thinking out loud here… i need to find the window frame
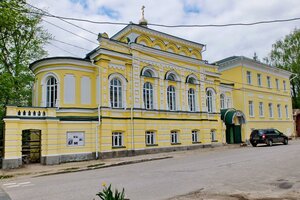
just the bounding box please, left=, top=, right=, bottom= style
left=145, top=131, right=156, bottom=145
left=143, top=82, right=154, bottom=110
left=277, top=104, right=282, bottom=118
left=112, top=132, right=123, bottom=147
left=167, top=85, right=176, bottom=111
left=171, top=130, right=179, bottom=144
left=188, top=88, right=196, bottom=112
left=275, top=78, right=279, bottom=90
left=110, top=78, right=123, bottom=108
left=285, top=105, right=289, bottom=118
left=249, top=100, right=254, bottom=117
left=257, top=73, right=262, bottom=86
left=267, top=76, right=271, bottom=88
left=220, top=94, right=225, bottom=109
left=259, top=102, right=264, bottom=117
left=192, top=130, right=199, bottom=143
left=246, top=71, right=252, bottom=84
left=268, top=103, right=274, bottom=118
left=46, top=76, right=58, bottom=107
left=211, top=130, right=217, bottom=142
left=206, top=88, right=215, bottom=113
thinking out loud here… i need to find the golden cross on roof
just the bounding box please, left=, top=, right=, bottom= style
left=141, top=5, right=145, bottom=18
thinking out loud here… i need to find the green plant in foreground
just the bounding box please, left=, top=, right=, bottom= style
left=96, top=183, right=126, bottom=200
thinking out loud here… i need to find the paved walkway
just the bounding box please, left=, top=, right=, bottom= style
left=0, top=144, right=241, bottom=180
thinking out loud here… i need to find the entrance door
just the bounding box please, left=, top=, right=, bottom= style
left=234, top=125, right=242, bottom=143
left=22, top=130, right=41, bottom=164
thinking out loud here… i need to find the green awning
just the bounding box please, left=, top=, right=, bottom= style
left=221, top=108, right=246, bottom=125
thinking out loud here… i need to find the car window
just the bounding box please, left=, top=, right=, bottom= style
left=274, top=129, right=281, bottom=135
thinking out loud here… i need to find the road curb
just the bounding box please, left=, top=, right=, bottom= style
left=35, top=156, right=173, bottom=177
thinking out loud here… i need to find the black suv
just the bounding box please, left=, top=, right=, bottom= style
left=250, top=129, right=289, bottom=147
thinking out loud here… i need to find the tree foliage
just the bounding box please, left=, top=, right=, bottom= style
left=270, top=28, right=300, bottom=108
left=0, top=0, right=51, bottom=118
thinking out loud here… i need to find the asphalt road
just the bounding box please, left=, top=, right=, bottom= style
left=2, top=141, right=300, bottom=200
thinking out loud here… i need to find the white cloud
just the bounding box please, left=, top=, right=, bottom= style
left=29, top=0, right=300, bottom=62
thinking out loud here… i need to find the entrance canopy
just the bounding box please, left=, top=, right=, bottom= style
left=221, top=108, right=246, bottom=125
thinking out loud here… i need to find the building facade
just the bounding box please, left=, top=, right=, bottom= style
left=217, top=56, right=294, bottom=143
left=1, top=24, right=294, bottom=169
left=2, top=23, right=224, bottom=169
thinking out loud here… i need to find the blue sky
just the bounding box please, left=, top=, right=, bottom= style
left=29, top=0, right=300, bottom=62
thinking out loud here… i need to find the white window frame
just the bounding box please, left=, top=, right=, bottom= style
left=275, top=78, right=279, bottom=90
left=267, top=76, right=271, bottom=88
left=46, top=76, right=58, bottom=107
left=109, top=73, right=126, bottom=109
left=171, top=130, right=179, bottom=144
left=188, top=88, right=196, bottom=112
left=226, top=97, right=232, bottom=108
left=257, top=74, right=262, bottom=86
left=247, top=71, right=252, bottom=84
left=110, top=78, right=123, bottom=108
left=269, top=103, right=273, bottom=118
left=143, top=82, right=154, bottom=110
left=277, top=104, right=282, bottom=118
left=112, top=132, right=123, bottom=147
left=192, top=130, right=199, bottom=143
left=283, top=80, right=287, bottom=91
left=249, top=101, right=254, bottom=117
left=145, top=131, right=155, bottom=145
left=206, top=88, right=216, bottom=113
left=259, top=102, right=264, bottom=117
left=42, top=72, right=60, bottom=108
left=167, top=85, right=176, bottom=111
left=211, top=130, right=217, bottom=142
left=220, top=93, right=225, bottom=109
left=285, top=105, right=289, bottom=118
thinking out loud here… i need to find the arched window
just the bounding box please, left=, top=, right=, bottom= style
left=167, top=73, right=176, bottom=81
left=167, top=85, right=176, bottom=111
left=143, top=69, right=153, bottom=78
left=220, top=94, right=225, bottom=109
left=188, top=88, right=195, bottom=112
left=110, top=78, right=122, bottom=108
left=187, top=77, right=196, bottom=84
left=46, top=77, right=57, bottom=107
left=206, top=89, right=215, bottom=113
left=143, top=82, right=153, bottom=109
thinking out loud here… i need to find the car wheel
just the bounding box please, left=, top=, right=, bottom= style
left=267, top=139, right=273, bottom=146
left=283, top=138, right=288, bottom=145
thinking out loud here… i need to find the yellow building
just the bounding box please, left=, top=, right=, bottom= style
left=217, top=56, right=294, bottom=143
left=1, top=16, right=294, bottom=168
left=2, top=21, right=224, bottom=169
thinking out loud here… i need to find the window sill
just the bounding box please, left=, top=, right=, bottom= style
left=146, top=144, right=158, bottom=147
left=171, top=142, right=181, bottom=145
left=192, top=142, right=202, bottom=144
left=211, top=140, right=218, bottom=143
left=112, top=146, right=126, bottom=149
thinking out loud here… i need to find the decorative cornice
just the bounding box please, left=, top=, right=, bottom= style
left=111, top=24, right=205, bottom=50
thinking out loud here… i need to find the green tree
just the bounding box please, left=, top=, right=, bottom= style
left=270, top=28, right=300, bottom=108
left=0, top=0, right=51, bottom=118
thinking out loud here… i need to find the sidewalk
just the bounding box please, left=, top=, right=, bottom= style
left=0, top=144, right=242, bottom=180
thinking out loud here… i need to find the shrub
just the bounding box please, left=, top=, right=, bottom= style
left=96, top=183, right=126, bottom=200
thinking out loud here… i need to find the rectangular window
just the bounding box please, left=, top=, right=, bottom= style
left=211, top=130, right=217, bottom=142
left=277, top=104, right=282, bottom=118
left=257, top=74, right=262, bottom=86
left=145, top=131, right=155, bottom=145
left=275, top=79, right=279, bottom=90
left=249, top=101, right=254, bottom=117
left=227, top=98, right=232, bottom=108
left=285, top=105, right=289, bottom=118
left=267, top=76, right=271, bottom=88
left=112, top=132, right=123, bottom=147
left=171, top=131, right=179, bottom=144
left=192, top=130, right=199, bottom=143
left=247, top=71, right=252, bottom=84
left=67, top=132, right=84, bottom=146
left=283, top=80, right=287, bottom=91
left=259, top=102, right=264, bottom=117
left=269, top=103, right=273, bottom=118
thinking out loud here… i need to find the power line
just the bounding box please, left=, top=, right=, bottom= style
left=25, top=2, right=98, bottom=36
left=43, top=19, right=97, bottom=45
left=4, top=4, right=300, bottom=28
left=48, top=43, right=80, bottom=57
left=52, top=38, right=91, bottom=51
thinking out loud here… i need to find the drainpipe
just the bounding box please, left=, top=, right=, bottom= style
left=131, top=53, right=135, bottom=151
left=91, top=59, right=101, bottom=159
left=241, top=58, right=247, bottom=142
